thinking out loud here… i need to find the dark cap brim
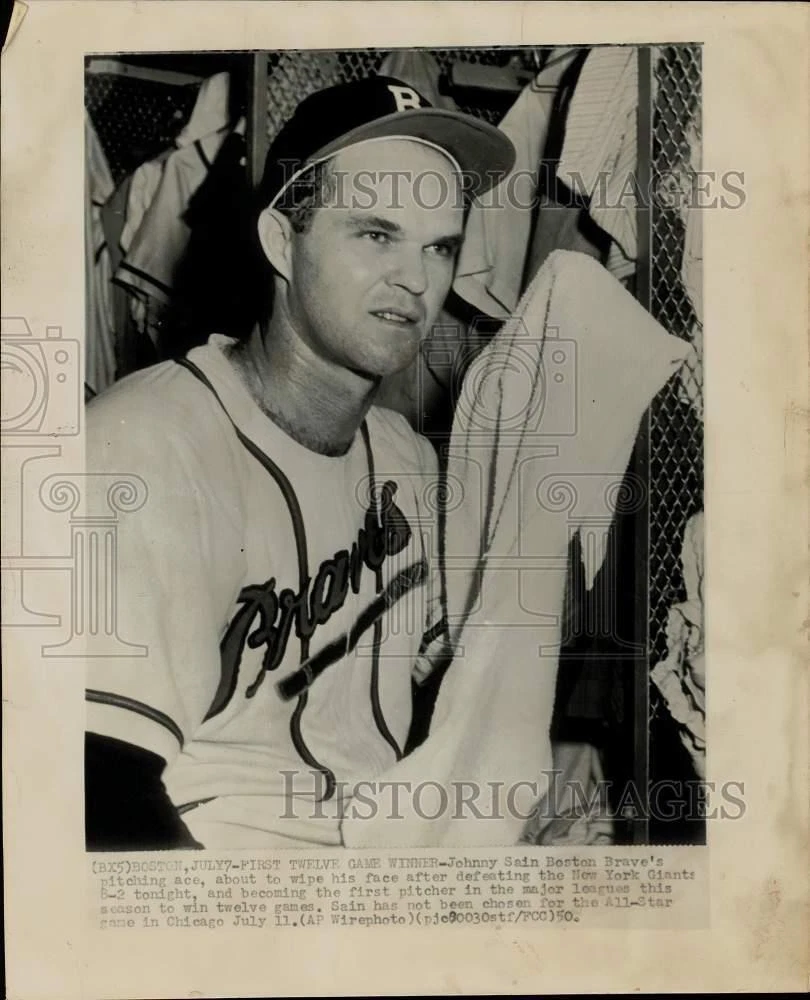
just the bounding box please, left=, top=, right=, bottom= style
left=309, top=108, right=516, bottom=198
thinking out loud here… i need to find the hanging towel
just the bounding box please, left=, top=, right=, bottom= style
left=340, top=251, right=692, bottom=847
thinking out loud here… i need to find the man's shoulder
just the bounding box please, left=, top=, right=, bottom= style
left=86, top=354, right=232, bottom=468
left=367, top=405, right=438, bottom=476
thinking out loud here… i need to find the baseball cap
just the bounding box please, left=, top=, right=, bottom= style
left=258, top=75, right=516, bottom=211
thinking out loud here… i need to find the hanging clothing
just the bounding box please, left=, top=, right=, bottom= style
left=522, top=48, right=611, bottom=289
left=118, top=155, right=172, bottom=347
left=452, top=48, right=584, bottom=319
left=175, top=71, right=231, bottom=147
left=114, top=118, right=246, bottom=350
left=120, top=71, right=234, bottom=254
left=113, top=73, right=239, bottom=353
left=158, top=127, right=261, bottom=356
left=119, top=155, right=170, bottom=257
left=340, top=251, right=691, bottom=848
left=557, top=47, right=639, bottom=281
left=523, top=191, right=609, bottom=291
left=100, top=174, right=159, bottom=381
left=651, top=510, right=705, bottom=776
left=85, top=113, right=116, bottom=396
left=378, top=49, right=457, bottom=110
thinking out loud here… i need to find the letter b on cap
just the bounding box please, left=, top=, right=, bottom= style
left=387, top=85, right=422, bottom=111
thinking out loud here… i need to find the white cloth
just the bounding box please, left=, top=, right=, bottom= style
left=453, top=48, right=582, bottom=319
left=175, top=71, right=231, bottom=147
left=522, top=741, right=614, bottom=845
left=85, top=113, right=116, bottom=395
left=341, top=251, right=692, bottom=847
left=120, top=157, right=166, bottom=255
left=558, top=47, right=638, bottom=281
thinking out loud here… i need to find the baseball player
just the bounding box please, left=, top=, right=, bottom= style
left=84, top=76, right=515, bottom=850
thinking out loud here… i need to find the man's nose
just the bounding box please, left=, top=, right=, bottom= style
left=387, top=245, right=428, bottom=297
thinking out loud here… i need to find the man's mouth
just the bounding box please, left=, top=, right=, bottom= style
left=371, top=309, right=420, bottom=326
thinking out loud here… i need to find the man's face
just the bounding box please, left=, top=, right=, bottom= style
left=281, top=139, right=465, bottom=380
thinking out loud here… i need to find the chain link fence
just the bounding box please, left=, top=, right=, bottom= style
left=264, top=48, right=537, bottom=141
left=85, top=69, right=200, bottom=185
left=648, top=46, right=703, bottom=708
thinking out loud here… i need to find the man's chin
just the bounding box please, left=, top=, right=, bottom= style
left=350, top=345, right=422, bottom=383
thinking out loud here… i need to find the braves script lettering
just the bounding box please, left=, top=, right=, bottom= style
left=206, top=481, right=412, bottom=718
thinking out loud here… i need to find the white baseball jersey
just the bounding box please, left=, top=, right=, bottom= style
left=86, top=335, right=445, bottom=848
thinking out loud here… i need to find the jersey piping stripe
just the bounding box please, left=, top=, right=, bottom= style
left=193, top=138, right=212, bottom=171
left=361, top=421, right=403, bottom=763
left=176, top=796, right=217, bottom=815
left=175, top=357, right=338, bottom=800
left=115, top=261, right=174, bottom=298
left=175, top=358, right=308, bottom=583
left=86, top=688, right=184, bottom=748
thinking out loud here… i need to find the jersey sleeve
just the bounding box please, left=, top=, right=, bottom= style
left=84, top=391, right=243, bottom=765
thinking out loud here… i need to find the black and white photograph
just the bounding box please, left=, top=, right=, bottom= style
left=82, top=44, right=707, bottom=852
left=3, top=2, right=808, bottom=995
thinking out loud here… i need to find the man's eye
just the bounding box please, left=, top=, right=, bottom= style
left=363, top=230, right=391, bottom=244
left=426, top=243, right=457, bottom=259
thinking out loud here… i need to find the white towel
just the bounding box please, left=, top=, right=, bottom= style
left=341, top=251, right=692, bottom=847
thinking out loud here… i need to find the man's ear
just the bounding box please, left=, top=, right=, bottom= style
left=257, top=207, right=294, bottom=283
